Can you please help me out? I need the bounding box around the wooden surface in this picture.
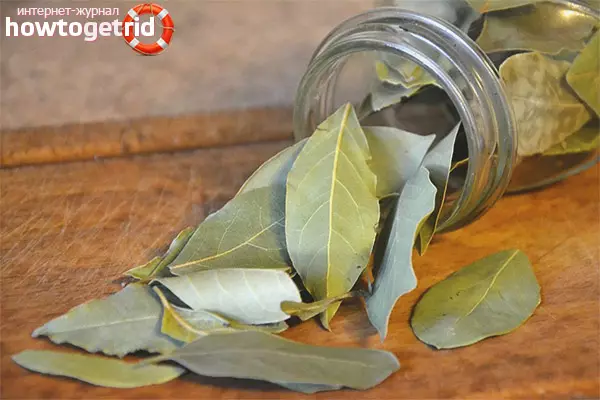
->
[1,117,599,399]
[1,108,292,167]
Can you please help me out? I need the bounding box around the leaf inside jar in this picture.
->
[476,2,597,55]
[499,52,593,156]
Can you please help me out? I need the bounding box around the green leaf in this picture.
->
[281,291,361,321]
[466,0,543,13]
[146,331,400,393]
[153,286,234,343]
[375,61,437,90]
[543,125,600,155]
[417,123,461,255]
[238,139,307,195]
[476,2,597,54]
[360,85,421,119]
[499,52,593,156]
[32,284,179,357]
[153,287,287,343]
[12,350,183,388]
[154,268,301,325]
[168,186,289,275]
[285,104,379,327]
[364,126,435,198]
[124,227,194,281]
[567,32,600,116]
[366,167,437,340]
[411,249,541,349]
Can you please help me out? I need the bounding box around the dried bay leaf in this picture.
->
[543,125,600,155]
[168,186,289,275]
[500,52,593,156]
[153,286,234,342]
[567,32,600,116]
[154,268,301,325]
[285,104,379,327]
[281,291,362,321]
[366,167,437,340]
[238,139,307,194]
[13,350,183,388]
[32,284,179,357]
[376,61,437,90]
[146,331,400,393]
[361,84,420,118]
[417,123,461,254]
[477,2,597,54]
[364,126,435,198]
[154,287,287,343]
[466,0,543,13]
[411,249,541,349]
[125,227,194,281]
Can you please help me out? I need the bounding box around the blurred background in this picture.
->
[1,1,374,130]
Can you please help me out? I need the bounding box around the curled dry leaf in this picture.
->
[154,268,301,325]
[281,291,362,321]
[124,227,194,281]
[417,123,461,254]
[366,167,437,340]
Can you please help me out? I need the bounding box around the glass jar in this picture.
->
[293,1,599,231]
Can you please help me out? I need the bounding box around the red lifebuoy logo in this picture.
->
[122,3,173,55]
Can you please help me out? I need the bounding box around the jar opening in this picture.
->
[293,9,517,231]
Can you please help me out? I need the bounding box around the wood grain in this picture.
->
[0,108,292,167]
[0,143,598,399]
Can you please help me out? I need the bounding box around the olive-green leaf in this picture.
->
[361,85,420,117]
[364,126,435,198]
[154,286,234,343]
[366,167,437,340]
[543,125,600,155]
[285,103,379,327]
[567,32,600,116]
[238,139,307,195]
[154,268,301,325]
[124,227,194,281]
[146,331,400,393]
[411,249,541,349]
[281,291,361,321]
[417,123,461,255]
[376,61,437,90]
[155,289,286,343]
[477,2,597,55]
[32,284,179,357]
[499,52,592,156]
[12,350,184,388]
[168,186,289,275]
[466,0,543,13]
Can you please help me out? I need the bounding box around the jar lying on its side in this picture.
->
[293,1,599,231]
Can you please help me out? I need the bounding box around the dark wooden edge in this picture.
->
[0,107,293,168]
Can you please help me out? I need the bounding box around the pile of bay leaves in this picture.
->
[367,0,599,160]
[13,103,542,393]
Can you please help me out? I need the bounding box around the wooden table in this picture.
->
[1,109,598,399]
